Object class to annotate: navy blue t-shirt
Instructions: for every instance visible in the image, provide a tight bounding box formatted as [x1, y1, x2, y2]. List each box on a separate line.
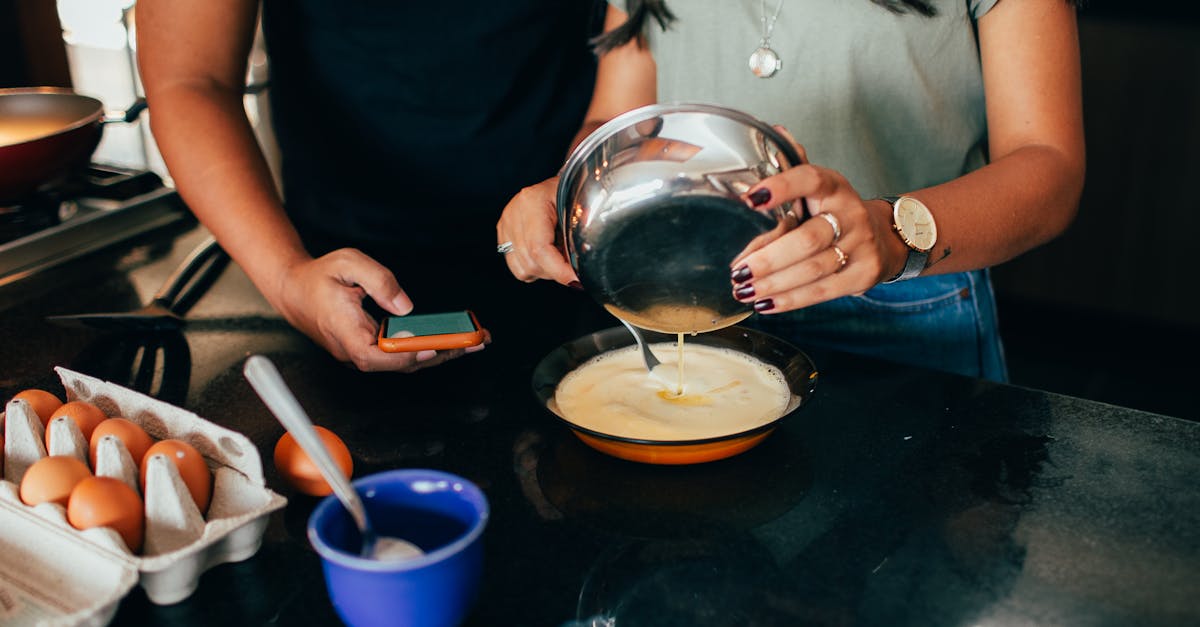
[261, 1, 600, 255]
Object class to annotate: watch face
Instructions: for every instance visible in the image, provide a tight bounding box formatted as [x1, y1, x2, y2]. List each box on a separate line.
[893, 197, 937, 252]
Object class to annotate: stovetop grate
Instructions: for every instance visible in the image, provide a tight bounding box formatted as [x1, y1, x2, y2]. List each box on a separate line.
[0, 165, 192, 286]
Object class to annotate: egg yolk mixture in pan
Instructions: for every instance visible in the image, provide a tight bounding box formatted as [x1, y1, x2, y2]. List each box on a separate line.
[554, 343, 790, 441]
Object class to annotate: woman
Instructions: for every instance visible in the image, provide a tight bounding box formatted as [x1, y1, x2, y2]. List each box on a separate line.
[496, 0, 1085, 381]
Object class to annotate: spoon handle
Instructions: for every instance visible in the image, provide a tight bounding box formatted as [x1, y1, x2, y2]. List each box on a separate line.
[620, 318, 662, 372]
[243, 355, 368, 532]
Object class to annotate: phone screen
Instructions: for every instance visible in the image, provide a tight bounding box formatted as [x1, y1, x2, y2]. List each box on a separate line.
[382, 311, 477, 338]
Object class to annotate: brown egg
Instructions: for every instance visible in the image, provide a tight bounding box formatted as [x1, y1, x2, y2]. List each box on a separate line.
[141, 439, 212, 514]
[46, 401, 108, 451]
[68, 476, 145, 553]
[12, 389, 63, 427]
[89, 418, 154, 470]
[273, 426, 353, 497]
[20, 455, 93, 507]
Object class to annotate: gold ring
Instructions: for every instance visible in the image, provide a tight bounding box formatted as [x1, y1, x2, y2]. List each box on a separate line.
[818, 212, 842, 242]
[832, 244, 848, 271]
[496, 241, 514, 255]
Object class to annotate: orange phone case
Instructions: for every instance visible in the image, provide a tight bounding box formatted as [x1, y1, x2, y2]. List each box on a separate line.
[377, 310, 486, 353]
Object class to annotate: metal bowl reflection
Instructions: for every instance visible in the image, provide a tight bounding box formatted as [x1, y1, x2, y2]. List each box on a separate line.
[557, 103, 808, 334]
[531, 325, 818, 465]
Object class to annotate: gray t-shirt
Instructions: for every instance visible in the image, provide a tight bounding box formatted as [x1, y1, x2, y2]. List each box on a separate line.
[613, 0, 1000, 198]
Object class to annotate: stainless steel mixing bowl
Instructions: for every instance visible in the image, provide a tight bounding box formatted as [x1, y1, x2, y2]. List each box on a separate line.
[557, 103, 808, 334]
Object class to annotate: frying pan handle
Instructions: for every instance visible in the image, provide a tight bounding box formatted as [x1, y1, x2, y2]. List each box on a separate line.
[102, 97, 148, 125]
[96, 85, 262, 126]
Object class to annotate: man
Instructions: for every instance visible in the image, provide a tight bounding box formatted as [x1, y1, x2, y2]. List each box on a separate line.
[137, 0, 605, 372]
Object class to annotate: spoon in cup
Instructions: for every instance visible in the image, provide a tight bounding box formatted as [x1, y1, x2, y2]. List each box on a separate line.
[243, 354, 423, 561]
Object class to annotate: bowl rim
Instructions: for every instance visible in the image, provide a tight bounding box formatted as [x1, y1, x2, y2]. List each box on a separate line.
[306, 468, 490, 573]
[555, 102, 804, 215]
[531, 325, 819, 447]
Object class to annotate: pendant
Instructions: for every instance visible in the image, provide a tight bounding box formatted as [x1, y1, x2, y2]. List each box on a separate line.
[748, 45, 782, 78]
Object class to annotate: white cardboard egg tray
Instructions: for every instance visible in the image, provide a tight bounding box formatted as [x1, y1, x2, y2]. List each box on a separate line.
[0, 367, 287, 626]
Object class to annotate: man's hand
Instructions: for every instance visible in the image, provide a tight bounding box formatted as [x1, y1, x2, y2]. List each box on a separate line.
[273, 248, 487, 372]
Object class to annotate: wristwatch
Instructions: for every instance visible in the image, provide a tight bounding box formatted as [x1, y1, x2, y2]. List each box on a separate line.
[879, 195, 937, 283]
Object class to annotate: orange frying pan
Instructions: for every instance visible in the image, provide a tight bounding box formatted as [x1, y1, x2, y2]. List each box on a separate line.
[531, 325, 819, 465]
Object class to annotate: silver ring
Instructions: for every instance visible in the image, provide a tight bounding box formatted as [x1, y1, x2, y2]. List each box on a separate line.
[818, 212, 841, 242]
[496, 241, 514, 255]
[832, 244, 848, 271]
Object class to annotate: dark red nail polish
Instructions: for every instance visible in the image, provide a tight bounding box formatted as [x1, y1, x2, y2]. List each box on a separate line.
[734, 284, 756, 300]
[731, 265, 753, 283]
[568, 280, 583, 291]
[748, 188, 772, 207]
[753, 298, 775, 312]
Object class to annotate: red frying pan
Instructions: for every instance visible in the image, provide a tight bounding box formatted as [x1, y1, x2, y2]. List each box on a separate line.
[0, 87, 146, 203]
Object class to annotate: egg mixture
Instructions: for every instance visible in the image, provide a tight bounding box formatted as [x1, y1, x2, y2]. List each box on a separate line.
[554, 340, 791, 441]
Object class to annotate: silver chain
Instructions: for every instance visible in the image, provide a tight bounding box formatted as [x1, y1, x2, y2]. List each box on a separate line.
[759, 0, 785, 45]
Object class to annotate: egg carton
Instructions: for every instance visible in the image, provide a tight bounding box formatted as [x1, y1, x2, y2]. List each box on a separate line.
[0, 367, 287, 626]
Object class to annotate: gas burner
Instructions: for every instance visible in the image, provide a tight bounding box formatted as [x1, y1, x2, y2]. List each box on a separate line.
[0, 163, 191, 286]
[67, 164, 167, 203]
[0, 163, 162, 235]
[0, 199, 67, 239]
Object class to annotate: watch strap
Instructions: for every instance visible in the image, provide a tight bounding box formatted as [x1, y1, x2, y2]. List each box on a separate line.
[884, 247, 929, 284]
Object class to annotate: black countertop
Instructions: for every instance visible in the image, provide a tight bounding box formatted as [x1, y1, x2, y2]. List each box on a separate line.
[2, 225, 1197, 626]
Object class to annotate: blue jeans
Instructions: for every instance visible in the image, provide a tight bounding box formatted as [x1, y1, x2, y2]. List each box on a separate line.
[746, 270, 1008, 382]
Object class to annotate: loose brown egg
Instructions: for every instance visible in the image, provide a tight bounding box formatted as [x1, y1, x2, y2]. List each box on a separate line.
[141, 439, 212, 514]
[20, 455, 92, 507]
[46, 401, 108, 450]
[12, 389, 63, 427]
[273, 426, 353, 497]
[68, 476, 145, 553]
[89, 418, 154, 469]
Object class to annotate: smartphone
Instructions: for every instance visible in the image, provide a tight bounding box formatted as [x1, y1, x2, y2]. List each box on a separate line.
[377, 310, 487, 353]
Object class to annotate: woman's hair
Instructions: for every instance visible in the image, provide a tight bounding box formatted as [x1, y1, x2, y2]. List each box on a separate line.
[592, 0, 937, 54]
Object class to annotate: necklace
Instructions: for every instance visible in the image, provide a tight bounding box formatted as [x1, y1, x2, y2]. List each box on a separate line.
[748, 0, 785, 78]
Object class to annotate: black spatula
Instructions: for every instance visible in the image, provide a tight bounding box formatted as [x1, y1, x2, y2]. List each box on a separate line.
[46, 235, 227, 332]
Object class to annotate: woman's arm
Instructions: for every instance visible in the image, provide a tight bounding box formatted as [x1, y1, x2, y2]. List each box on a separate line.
[496, 4, 657, 285]
[137, 0, 477, 371]
[734, 0, 1085, 312]
[922, 0, 1085, 270]
[575, 6, 659, 149]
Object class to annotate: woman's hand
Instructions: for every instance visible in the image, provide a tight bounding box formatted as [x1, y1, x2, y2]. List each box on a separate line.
[273, 249, 486, 372]
[496, 177, 579, 287]
[730, 137, 906, 315]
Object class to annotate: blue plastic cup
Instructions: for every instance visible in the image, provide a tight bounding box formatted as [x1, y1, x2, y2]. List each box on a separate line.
[307, 469, 489, 627]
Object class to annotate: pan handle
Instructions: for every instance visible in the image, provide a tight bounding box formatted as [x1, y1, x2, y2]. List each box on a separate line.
[102, 97, 148, 125]
[100, 83, 264, 125]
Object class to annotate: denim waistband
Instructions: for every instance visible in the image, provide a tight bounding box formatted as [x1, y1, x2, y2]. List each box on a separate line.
[746, 270, 1007, 381]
